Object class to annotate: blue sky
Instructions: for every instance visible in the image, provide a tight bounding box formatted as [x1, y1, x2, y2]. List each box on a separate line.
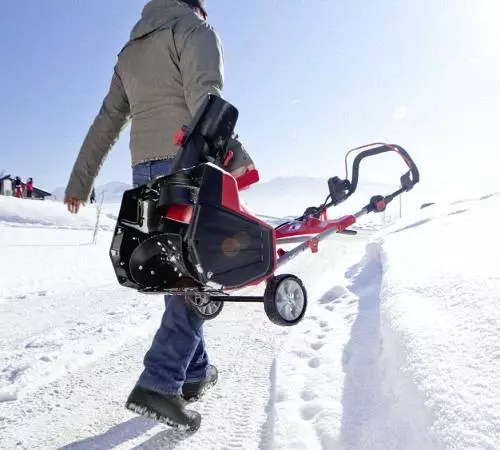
[0, 0, 498, 197]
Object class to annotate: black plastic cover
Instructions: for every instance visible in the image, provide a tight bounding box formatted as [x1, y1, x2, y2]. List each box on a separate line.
[186, 164, 275, 289]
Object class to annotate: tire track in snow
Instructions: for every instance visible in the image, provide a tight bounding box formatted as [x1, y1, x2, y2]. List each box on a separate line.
[1, 231, 375, 449]
[0, 300, 284, 450]
[0, 285, 158, 403]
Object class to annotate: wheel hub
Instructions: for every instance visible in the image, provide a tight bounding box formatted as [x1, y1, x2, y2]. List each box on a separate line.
[190, 294, 223, 317]
[275, 279, 305, 322]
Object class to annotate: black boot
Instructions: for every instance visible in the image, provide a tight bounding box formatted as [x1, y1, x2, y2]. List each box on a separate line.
[182, 365, 218, 403]
[125, 385, 201, 432]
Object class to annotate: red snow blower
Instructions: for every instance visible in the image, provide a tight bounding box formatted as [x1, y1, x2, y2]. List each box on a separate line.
[110, 95, 419, 326]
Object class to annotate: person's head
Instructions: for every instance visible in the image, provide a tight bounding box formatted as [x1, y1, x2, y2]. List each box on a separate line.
[179, 0, 207, 20]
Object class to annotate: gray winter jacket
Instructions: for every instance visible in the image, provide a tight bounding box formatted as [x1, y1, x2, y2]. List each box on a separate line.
[65, 0, 245, 201]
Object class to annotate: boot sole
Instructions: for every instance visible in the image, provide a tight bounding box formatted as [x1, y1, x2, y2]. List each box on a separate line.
[125, 401, 200, 432]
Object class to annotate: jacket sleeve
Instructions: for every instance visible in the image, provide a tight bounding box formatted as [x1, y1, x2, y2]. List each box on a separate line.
[176, 22, 254, 169]
[65, 67, 130, 200]
[177, 22, 225, 117]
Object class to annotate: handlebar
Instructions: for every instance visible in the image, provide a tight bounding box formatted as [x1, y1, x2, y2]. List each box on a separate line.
[348, 143, 420, 195]
[327, 142, 420, 207]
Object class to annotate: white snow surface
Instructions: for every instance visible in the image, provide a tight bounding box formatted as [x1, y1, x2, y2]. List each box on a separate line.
[0, 191, 499, 449]
[0, 196, 116, 230]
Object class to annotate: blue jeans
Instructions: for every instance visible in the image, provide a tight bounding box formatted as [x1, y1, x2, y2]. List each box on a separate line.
[132, 159, 209, 395]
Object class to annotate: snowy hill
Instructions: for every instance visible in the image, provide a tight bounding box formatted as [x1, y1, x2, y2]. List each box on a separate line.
[0, 195, 116, 230]
[243, 176, 399, 218]
[52, 175, 398, 216]
[0, 184, 499, 449]
[50, 175, 400, 230]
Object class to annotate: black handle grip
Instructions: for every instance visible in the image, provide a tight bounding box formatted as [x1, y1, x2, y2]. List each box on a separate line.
[349, 144, 420, 195]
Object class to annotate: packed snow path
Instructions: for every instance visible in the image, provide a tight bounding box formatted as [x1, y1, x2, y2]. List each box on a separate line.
[1, 193, 499, 449]
[0, 207, 370, 449]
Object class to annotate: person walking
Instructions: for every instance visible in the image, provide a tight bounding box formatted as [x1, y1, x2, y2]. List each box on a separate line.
[63, 0, 255, 432]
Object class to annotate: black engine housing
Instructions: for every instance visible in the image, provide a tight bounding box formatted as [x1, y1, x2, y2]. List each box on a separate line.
[109, 94, 276, 293]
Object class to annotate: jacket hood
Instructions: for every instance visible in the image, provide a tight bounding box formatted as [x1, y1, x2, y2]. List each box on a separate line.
[130, 0, 196, 40]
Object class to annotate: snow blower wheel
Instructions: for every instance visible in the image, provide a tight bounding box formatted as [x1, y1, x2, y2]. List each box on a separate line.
[187, 294, 224, 321]
[264, 275, 307, 326]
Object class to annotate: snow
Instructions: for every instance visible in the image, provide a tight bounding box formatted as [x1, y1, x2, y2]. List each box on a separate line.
[0, 195, 116, 230]
[0, 188, 499, 449]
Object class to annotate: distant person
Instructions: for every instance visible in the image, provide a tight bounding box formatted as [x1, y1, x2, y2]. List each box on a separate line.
[26, 178, 33, 198]
[63, 0, 255, 432]
[90, 187, 96, 204]
[14, 176, 23, 198]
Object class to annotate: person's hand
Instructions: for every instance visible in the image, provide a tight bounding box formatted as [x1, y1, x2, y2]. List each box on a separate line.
[64, 195, 85, 214]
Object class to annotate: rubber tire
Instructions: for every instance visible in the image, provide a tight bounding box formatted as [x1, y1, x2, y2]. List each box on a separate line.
[187, 297, 224, 321]
[264, 274, 307, 327]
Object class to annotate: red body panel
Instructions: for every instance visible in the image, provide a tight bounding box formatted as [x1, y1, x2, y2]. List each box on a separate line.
[236, 169, 260, 190]
[165, 205, 193, 223]
[275, 215, 356, 241]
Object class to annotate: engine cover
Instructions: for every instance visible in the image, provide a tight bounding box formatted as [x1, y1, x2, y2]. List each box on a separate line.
[186, 164, 276, 289]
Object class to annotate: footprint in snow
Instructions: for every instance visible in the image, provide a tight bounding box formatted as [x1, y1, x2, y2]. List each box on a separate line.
[319, 320, 332, 332]
[345, 312, 356, 321]
[308, 357, 321, 369]
[301, 403, 322, 421]
[317, 334, 326, 340]
[310, 342, 324, 351]
[318, 286, 349, 305]
[293, 349, 314, 359]
[300, 388, 317, 402]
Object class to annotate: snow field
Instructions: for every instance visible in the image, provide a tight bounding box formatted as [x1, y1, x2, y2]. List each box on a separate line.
[1, 190, 499, 449]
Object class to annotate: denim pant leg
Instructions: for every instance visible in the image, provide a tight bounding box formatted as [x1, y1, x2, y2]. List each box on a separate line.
[185, 329, 209, 382]
[138, 295, 209, 394]
[131, 160, 209, 394]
